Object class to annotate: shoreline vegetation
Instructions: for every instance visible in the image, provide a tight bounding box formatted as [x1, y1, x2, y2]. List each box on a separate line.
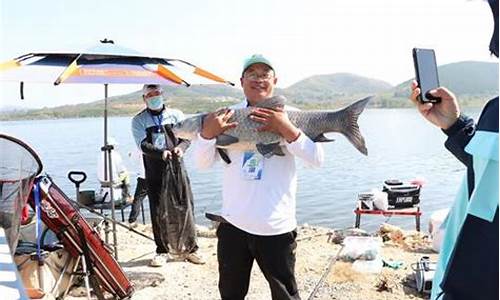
[1, 61, 497, 121]
[0, 94, 494, 122]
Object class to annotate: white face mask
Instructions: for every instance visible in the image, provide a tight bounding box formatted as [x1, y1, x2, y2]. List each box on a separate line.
[146, 96, 164, 110]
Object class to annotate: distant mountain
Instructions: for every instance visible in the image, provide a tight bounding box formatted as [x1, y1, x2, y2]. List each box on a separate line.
[1, 61, 497, 120]
[113, 84, 244, 105]
[285, 73, 392, 100]
[277, 73, 393, 108]
[0, 105, 30, 113]
[390, 61, 498, 99]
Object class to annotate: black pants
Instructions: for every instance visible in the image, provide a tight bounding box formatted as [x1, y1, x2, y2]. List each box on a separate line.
[217, 223, 300, 300]
[128, 177, 148, 223]
[145, 177, 169, 254]
[121, 181, 131, 199]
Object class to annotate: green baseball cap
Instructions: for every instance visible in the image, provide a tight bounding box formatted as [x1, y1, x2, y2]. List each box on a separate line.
[242, 54, 274, 75]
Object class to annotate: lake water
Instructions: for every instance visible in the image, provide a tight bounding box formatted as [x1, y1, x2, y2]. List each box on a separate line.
[0, 108, 481, 232]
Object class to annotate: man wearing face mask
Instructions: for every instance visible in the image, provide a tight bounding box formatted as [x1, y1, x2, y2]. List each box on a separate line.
[131, 84, 204, 267]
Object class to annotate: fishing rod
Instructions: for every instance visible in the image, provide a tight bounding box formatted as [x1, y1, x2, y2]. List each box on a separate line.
[72, 200, 154, 242]
[67, 170, 154, 242]
[296, 232, 330, 242]
[306, 246, 344, 300]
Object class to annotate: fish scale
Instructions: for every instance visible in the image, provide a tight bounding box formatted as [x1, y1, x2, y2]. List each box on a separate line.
[173, 95, 373, 157]
[224, 107, 281, 146]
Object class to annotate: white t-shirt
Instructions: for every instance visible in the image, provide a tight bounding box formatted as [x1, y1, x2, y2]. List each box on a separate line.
[131, 149, 145, 179]
[97, 149, 128, 183]
[192, 101, 324, 235]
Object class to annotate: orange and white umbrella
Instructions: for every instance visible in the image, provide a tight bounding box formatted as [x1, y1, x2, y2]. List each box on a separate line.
[0, 39, 234, 259]
[0, 39, 233, 87]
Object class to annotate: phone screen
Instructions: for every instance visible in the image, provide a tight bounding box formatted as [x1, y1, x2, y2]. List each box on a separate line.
[412, 48, 441, 103]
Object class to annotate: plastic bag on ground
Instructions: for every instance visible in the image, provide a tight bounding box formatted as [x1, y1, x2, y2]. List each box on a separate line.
[339, 236, 382, 261]
[352, 257, 383, 273]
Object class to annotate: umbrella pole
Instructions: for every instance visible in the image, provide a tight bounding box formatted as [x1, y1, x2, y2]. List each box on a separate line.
[103, 83, 118, 259]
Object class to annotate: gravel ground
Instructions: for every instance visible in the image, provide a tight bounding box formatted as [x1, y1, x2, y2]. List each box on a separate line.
[66, 223, 437, 300]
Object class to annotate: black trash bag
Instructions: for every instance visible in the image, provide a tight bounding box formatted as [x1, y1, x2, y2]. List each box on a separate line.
[158, 157, 197, 254]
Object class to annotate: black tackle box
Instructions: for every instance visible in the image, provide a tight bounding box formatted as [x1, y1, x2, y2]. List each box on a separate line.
[382, 179, 420, 208]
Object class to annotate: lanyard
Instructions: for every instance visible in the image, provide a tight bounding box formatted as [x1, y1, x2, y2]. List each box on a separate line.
[33, 180, 42, 261]
[149, 112, 163, 133]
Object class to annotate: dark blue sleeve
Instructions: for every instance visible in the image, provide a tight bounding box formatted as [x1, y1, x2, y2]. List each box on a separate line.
[140, 138, 164, 161]
[476, 97, 499, 133]
[131, 112, 164, 161]
[177, 138, 191, 152]
[443, 96, 498, 169]
[442, 114, 476, 168]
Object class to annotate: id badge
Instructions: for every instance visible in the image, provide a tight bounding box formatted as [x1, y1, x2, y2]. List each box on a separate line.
[152, 132, 166, 150]
[241, 151, 263, 180]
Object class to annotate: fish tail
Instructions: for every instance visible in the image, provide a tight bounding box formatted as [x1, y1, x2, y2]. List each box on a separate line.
[338, 96, 372, 155]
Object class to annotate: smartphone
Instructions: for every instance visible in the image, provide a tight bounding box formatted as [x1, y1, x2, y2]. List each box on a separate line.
[412, 48, 441, 103]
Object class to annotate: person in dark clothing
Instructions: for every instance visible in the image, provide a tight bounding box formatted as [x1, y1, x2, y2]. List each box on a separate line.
[127, 179, 147, 225]
[409, 1, 498, 298]
[127, 150, 148, 226]
[131, 84, 204, 267]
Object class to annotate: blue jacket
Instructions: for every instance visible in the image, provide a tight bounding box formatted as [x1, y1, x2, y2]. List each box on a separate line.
[432, 97, 499, 300]
[131, 106, 190, 184]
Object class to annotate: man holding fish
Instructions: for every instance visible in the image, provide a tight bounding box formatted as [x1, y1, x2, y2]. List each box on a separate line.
[191, 54, 324, 300]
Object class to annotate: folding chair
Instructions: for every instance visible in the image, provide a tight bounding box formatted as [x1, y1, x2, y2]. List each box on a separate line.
[68, 171, 144, 223]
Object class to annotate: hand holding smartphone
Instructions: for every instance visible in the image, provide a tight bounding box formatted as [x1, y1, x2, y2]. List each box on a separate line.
[412, 48, 441, 103]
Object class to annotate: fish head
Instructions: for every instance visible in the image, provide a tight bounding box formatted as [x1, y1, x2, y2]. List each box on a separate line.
[172, 114, 204, 140]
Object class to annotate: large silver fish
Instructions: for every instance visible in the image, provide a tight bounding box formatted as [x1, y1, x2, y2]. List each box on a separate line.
[173, 95, 372, 158]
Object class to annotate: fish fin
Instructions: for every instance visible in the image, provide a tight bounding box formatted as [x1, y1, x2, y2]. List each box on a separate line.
[216, 134, 239, 146]
[338, 96, 373, 156]
[217, 149, 231, 164]
[313, 134, 335, 143]
[256, 142, 281, 158]
[255, 95, 286, 109]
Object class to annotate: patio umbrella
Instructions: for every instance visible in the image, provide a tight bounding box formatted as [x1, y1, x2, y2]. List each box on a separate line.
[0, 39, 234, 259]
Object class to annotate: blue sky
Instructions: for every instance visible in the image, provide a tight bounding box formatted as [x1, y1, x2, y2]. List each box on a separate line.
[0, 0, 496, 109]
